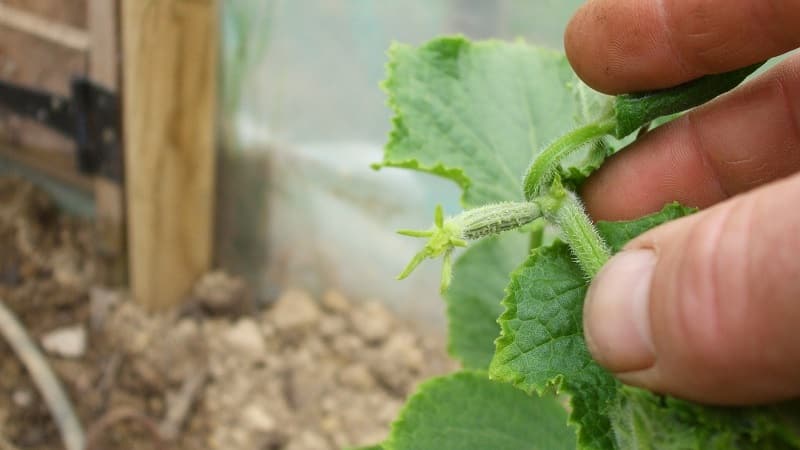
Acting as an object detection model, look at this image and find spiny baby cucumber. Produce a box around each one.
[399,62,764,288]
[397,202,541,292]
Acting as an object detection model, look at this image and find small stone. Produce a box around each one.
[150,318,205,384]
[331,334,364,358]
[338,363,376,390]
[318,315,347,338]
[319,415,341,433]
[320,394,338,413]
[12,389,33,408]
[148,396,164,414]
[108,389,147,411]
[287,360,337,409]
[224,318,266,355]
[383,332,424,371]
[105,301,158,355]
[376,397,404,423]
[350,301,393,343]
[50,246,89,288]
[285,431,331,450]
[89,286,123,331]
[41,324,87,358]
[131,358,167,390]
[242,404,276,432]
[349,427,389,449]
[192,271,250,313]
[260,322,276,339]
[321,289,351,313]
[269,289,321,332]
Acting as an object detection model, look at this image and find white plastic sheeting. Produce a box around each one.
[217,0,583,328]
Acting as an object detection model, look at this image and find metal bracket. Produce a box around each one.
[0,78,122,181]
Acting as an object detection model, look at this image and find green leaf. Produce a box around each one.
[445,233,529,369]
[490,241,618,450]
[375,36,587,208]
[384,371,576,450]
[490,204,695,450]
[595,202,696,252]
[611,387,800,450]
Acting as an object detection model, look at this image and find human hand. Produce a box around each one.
[567,0,800,405]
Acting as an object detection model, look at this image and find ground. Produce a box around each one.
[0,177,454,450]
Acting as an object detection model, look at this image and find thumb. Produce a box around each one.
[584,173,800,405]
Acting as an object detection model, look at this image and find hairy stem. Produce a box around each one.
[528,218,545,252]
[540,189,610,278]
[523,119,616,200]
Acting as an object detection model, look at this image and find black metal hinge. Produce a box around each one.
[0,78,122,182]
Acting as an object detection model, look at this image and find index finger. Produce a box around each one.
[565,0,800,94]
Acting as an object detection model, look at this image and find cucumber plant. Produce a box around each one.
[361,36,800,450]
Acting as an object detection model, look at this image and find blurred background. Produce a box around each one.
[0,1,583,449]
[216,0,584,326]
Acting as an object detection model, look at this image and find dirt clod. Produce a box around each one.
[269,288,322,333]
[191,271,251,315]
[0,178,455,450]
[350,301,394,344]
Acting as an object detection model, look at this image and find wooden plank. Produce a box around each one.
[0,3,89,52]
[122,0,218,310]
[87,0,125,285]
[0,0,87,29]
[0,23,86,153]
[0,140,93,192]
[87,0,118,88]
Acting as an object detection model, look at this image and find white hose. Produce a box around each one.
[0,300,85,450]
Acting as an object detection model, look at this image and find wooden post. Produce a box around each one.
[121,0,218,310]
[87,0,126,285]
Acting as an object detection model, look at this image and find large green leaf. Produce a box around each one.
[445,233,529,369]
[375,36,582,208]
[384,371,575,450]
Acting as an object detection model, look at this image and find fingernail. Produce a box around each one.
[584,249,657,373]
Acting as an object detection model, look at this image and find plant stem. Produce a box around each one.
[541,190,610,278]
[528,218,545,252]
[0,300,85,450]
[523,119,616,200]
[613,62,764,138]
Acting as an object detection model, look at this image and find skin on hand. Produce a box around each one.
[568,0,800,405]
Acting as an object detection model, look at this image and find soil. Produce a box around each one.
[0,177,455,450]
